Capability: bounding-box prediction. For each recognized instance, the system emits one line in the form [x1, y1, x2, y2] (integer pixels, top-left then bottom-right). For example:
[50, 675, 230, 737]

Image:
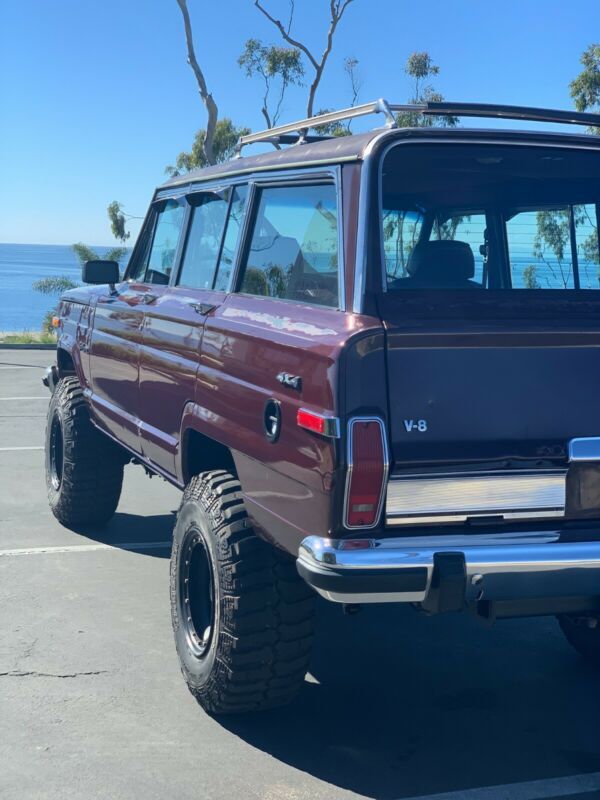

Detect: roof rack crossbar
[234, 99, 600, 157]
[234, 98, 396, 156]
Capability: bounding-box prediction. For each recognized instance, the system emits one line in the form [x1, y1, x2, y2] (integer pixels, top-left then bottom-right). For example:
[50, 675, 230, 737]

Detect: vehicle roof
[159, 125, 600, 191]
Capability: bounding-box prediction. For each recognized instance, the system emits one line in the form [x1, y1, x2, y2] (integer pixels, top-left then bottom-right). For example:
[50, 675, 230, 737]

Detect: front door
[89, 198, 186, 455]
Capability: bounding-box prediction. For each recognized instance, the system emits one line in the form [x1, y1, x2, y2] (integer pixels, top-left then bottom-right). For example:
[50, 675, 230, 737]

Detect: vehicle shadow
[219, 600, 600, 799]
[72, 511, 175, 558]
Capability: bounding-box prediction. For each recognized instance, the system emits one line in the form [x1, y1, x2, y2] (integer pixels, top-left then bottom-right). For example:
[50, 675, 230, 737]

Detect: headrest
[406, 240, 475, 284]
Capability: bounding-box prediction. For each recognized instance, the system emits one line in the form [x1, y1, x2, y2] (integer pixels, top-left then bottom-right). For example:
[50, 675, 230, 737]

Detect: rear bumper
[297, 531, 600, 608]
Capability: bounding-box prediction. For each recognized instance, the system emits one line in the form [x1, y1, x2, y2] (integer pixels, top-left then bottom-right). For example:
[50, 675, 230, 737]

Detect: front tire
[45, 376, 124, 529]
[559, 614, 600, 667]
[170, 470, 315, 715]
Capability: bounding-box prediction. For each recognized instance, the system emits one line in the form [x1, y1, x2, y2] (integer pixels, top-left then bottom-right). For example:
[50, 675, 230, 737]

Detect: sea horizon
[0, 242, 131, 332]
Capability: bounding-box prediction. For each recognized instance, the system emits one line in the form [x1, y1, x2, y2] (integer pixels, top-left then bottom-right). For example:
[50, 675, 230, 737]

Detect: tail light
[344, 417, 388, 529]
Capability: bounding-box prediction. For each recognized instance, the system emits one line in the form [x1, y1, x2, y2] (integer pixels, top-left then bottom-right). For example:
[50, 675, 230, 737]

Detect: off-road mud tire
[45, 376, 124, 528]
[170, 470, 315, 715]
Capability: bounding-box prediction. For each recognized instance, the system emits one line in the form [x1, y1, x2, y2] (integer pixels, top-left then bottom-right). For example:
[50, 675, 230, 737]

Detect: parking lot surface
[1, 349, 600, 800]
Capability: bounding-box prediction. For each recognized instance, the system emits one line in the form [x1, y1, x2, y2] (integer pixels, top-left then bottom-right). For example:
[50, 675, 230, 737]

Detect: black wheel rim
[180, 529, 215, 658]
[49, 414, 64, 491]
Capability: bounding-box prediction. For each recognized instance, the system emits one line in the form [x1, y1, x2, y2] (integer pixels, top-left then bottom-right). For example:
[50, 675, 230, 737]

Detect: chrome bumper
[42, 365, 58, 393]
[297, 531, 600, 607]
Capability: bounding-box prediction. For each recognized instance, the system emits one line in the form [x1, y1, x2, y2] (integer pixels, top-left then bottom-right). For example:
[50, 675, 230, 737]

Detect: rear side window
[382, 210, 423, 280]
[506, 206, 599, 290]
[144, 200, 185, 285]
[178, 193, 229, 290]
[239, 183, 339, 308]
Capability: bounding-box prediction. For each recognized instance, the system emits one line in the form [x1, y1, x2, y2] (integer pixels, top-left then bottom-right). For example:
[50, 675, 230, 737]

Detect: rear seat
[391, 239, 482, 289]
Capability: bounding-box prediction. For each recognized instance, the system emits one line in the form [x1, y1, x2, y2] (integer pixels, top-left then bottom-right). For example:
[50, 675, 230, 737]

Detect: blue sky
[1, 0, 598, 246]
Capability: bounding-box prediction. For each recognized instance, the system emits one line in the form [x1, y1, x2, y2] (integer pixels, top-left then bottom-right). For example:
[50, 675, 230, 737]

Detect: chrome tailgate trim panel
[386, 470, 566, 526]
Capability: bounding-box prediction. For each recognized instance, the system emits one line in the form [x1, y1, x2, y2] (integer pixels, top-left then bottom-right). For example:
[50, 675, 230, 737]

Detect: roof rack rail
[234, 98, 600, 156]
[394, 101, 600, 128]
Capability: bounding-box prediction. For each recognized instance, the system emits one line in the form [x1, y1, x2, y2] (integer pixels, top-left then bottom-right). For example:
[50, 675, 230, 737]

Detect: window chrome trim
[569, 437, 600, 462]
[343, 416, 390, 530]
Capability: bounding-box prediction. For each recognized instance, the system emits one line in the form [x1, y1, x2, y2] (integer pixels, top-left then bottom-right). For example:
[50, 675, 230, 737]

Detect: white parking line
[0, 396, 47, 401]
[0, 542, 172, 557]
[398, 771, 600, 800]
[0, 446, 44, 451]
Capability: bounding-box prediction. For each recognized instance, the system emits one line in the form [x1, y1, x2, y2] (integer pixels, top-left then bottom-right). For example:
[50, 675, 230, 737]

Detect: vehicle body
[44, 100, 600, 713]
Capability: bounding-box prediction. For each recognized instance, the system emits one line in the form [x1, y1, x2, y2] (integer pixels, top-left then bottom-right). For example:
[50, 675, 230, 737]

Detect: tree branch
[254, 0, 319, 71]
[255, 0, 354, 118]
[175, 0, 218, 165]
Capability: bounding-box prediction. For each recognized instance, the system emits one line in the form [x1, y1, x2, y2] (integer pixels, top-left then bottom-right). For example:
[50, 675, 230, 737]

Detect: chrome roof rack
[234, 98, 600, 157]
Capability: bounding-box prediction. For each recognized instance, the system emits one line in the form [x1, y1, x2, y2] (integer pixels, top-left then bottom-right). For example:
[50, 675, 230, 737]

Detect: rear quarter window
[238, 183, 339, 308]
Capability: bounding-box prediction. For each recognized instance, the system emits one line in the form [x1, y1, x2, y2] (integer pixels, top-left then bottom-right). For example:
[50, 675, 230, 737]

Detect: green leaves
[396, 52, 458, 128]
[239, 39, 303, 84]
[32, 276, 79, 295]
[165, 118, 251, 177]
[406, 52, 440, 81]
[71, 243, 100, 266]
[570, 44, 600, 134]
[107, 201, 131, 243]
[239, 38, 304, 127]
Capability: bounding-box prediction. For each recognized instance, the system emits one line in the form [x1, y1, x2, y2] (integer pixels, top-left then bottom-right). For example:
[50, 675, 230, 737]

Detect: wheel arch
[179, 413, 237, 485]
[57, 347, 76, 376]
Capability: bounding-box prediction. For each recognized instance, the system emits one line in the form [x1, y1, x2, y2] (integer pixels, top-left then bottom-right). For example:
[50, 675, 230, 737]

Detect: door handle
[189, 302, 219, 316]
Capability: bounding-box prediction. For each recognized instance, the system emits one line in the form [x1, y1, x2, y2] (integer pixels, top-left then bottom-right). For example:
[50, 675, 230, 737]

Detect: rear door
[199, 176, 345, 550]
[138, 186, 245, 477]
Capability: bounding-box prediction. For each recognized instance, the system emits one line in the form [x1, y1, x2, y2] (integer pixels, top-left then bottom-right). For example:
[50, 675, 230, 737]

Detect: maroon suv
[45, 100, 600, 714]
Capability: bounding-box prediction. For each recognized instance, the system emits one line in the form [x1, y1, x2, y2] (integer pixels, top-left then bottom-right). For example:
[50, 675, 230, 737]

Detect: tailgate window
[380, 144, 600, 297]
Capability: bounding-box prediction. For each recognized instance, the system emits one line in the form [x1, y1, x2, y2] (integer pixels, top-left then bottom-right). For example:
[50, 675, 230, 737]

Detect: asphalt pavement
[1, 349, 600, 800]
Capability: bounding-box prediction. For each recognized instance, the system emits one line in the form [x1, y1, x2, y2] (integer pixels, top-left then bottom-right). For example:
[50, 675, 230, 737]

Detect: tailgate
[382, 318, 600, 524]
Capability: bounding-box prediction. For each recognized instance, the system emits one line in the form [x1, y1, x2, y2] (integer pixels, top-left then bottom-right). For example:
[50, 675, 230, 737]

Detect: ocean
[1, 241, 598, 332]
[0, 243, 130, 331]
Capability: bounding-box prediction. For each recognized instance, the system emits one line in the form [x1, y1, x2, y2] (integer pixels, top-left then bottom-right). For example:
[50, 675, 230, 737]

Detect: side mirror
[82, 260, 120, 285]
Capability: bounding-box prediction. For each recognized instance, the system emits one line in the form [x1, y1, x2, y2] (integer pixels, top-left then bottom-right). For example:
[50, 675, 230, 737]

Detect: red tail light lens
[297, 408, 340, 438]
[344, 418, 388, 528]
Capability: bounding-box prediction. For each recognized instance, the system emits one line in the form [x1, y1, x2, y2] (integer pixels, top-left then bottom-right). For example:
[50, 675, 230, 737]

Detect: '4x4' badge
[404, 419, 428, 433]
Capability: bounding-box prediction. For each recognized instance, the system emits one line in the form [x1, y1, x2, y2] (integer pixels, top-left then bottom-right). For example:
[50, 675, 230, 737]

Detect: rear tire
[45, 376, 124, 528]
[170, 470, 315, 715]
[558, 614, 600, 667]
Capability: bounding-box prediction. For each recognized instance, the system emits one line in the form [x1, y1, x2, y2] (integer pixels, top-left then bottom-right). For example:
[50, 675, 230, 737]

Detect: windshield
[381, 144, 600, 292]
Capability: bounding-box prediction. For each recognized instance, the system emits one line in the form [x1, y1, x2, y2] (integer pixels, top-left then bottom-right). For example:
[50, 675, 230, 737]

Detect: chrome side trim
[386, 470, 566, 526]
[569, 437, 600, 462]
[352, 151, 373, 313]
[298, 531, 600, 604]
[343, 417, 390, 530]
